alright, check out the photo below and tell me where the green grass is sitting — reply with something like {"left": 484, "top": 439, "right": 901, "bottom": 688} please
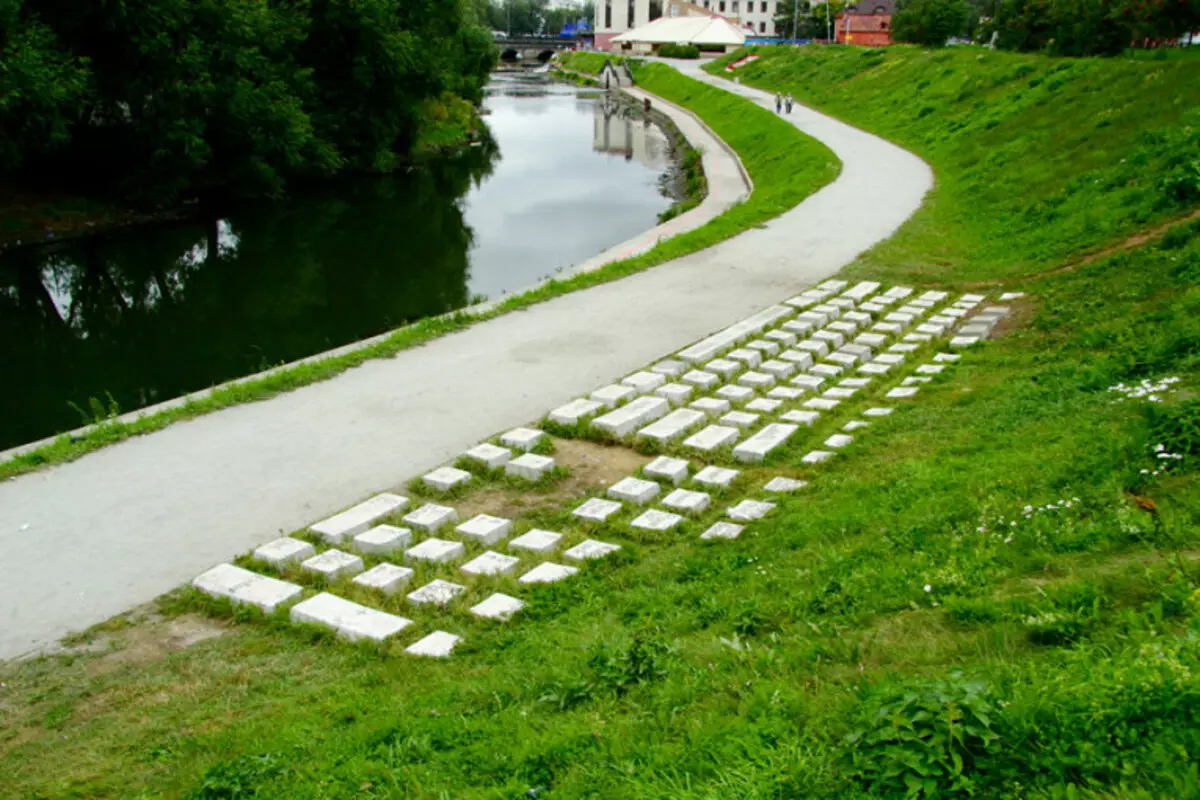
{"left": 0, "top": 62, "right": 837, "bottom": 481}
{"left": 4, "top": 48, "right": 1200, "bottom": 798}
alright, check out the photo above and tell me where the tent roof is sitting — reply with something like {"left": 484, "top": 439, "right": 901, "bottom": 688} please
{"left": 611, "top": 15, "right": 745, "bottom": 45}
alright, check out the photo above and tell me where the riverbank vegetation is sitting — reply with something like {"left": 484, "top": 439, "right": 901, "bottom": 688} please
{"left": 4, "top": 45, "right": 1200, "bottom": 798}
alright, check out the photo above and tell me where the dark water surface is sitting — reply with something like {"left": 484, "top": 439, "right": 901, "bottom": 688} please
{"left": 0, "top": 71, "right": 672, "bottom": 450}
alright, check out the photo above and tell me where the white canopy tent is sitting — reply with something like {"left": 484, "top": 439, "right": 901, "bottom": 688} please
{"left": 611, "top": 15, "right": 745, "bottom": 49}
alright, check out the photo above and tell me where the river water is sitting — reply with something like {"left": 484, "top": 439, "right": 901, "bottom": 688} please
{"left": 0, "top": 72, "right": 673, "bottom": 450}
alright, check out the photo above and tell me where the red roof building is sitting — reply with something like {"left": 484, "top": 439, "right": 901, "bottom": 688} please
{"left": 835, "top": 0, "right": 894, "bottom": 46}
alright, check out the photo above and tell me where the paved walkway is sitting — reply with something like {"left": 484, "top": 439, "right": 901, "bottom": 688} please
{"left": 0, "top": 62, "right": 932, "bottom": 660}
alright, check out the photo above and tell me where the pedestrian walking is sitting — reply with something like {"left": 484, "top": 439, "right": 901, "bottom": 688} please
{"left": 785, "top": 93, "right": 794, "bottom": 114}
{"left": 774, "top": 93, "right": 782, "bottom": 114}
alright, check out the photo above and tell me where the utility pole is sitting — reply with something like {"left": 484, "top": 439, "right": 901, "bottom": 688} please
{"left": 791, "top": 0, "right": 799, "bottom": 42}
{"left": 826, "top": 0, "right": 832, "bottom": 43}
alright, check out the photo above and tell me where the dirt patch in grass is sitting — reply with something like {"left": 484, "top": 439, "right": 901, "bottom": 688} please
{"left": 81, "top": 614, "right": 229, "bottom": 676}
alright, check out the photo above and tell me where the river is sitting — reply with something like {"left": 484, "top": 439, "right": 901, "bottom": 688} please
{"left": 0, "top": 71, "right": 674, "bottom": 451}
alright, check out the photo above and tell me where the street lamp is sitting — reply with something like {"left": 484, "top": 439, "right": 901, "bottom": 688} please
{"left": 791, "top": 0, "right": 799, "bottom": 43}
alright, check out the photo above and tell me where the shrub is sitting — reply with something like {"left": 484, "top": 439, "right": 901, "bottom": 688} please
{"left": 657, "top": 43, "right": 700, "bottom": 59}
{"left": 892, "top": 0, "right": 969, "bottom": 47}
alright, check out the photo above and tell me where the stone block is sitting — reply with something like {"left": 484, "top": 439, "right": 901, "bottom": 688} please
{"left": 456, "top": 514, "right": 513, "bottom": 545}
{"left": 403, "top": 503, "right": 458, "bottom": 533}
{"left": 548, "top": 399, "right": 603, "bottom": 427}
{"left": 564, "top": 540, "right": 622, "bottom": 561}
{"left": 407, "top": 579, "right": 465, "bottom": 607}
{"left": 803, "top": 397, "right": 840, "bottom": 411}
{"left": 737, "top": 371, "right": 775, "bottom": 391}
{"left": 855, "top": 332, "right": 888, "bottom": 348}
{"left": 655, "top": 382, "right": 693, "bottom": 407}
{"left": 790, "top": 374, "right": 825, "bottom": 392}
{"left": 889, "top": 343, "right": 919, "bottom": 353}
{"left": 819, "top": 279, "right": 849, "bottom": 291}
{"left": 827, "top": 352, "right": 859, "bottom": 369}
{"left": 677, "top": 305, "right": 793, "bottom": 363}
{"left": 765, "top": 477, "right": 807, "bottom": 492}
{"left": 721, "top": 410, "right": 760, "bottom": 429}
{"left": 977, "top": 305, "right": 1010, "bottom": 318}
{"left": 843, "top": 280, "right": 881, "bottom": 300}
{"left": 500, "top": 427, "right": 544, "bottom": 451}
{"left": 193, "top": 563, "right": 302, "bottom": 613}
{"left": 465, "top": 443, "right": 512, "bottom": 469}
{"left": 824, "top": 434, "right": 853, "bottom": 449}
{"left": 880, "top": 286, "right": 914, "bottom": 301}
{"left": 746, "top": 398, "right": 783, "bottom": 413}
{"left": 828, "top": 297, "right": 856, "bottom": 311}
{"left": 910, "top": 297, "right": 937, "bottom": 308}
{"left": 916, "top": 363, "right": 946, "bottom": 374}
{"left": 652, "top": 359, "right": 686, "bottom": 377}
{"left": 310, "top": 493, "right": 409, "bottom": 544}
{"left": 904, "top": 333, "right": 933, "bottom": 343}
{"left": 461, "top": 550, "right": 520, "bottom": 577}
{"left": 623, "top": 371, "right": 667, "bottom": 394}
{"left": 929, "top": 314, "right": 956, "bottom": 326}
{"left": 728, "top": 348, "right": 763, "bottom": 368}
{"left": 644, "top": 455, "right": 690, "bottom": 485}
{"left": 727, "top": 500, "right": 776, "bottom": 522}
{"left": 470, "top": 593, "right": 525, "bottom": 620}
{"left": 519, "top": 562, "right": 579, "bottom": 585}
{"left": 843, "top": 420, "right": 870, "bottom": 432}
{"left": 290, "top": 593, "right": 411, "bottom": 642}
{"left": 840, "top": 377, "right": 873, "bottom": 388}
{"left": 860, "top": 301, "right": 887, "bottom": 313}
{"left": 505, "top": 453, "right": 554, "bottom": 481}
{"left": 592, "top": 395, "right": 670, "bottom": 437}
{"left": 886, "top": 386, "right": 920, "bottom": 399}
{"left": 863, "top": 407, "right": 895, "bottom": 418}
{"left": 681, "top": 370, "right": 720, "bottom": 390}
{"left": 638, "top": 408, "right": 705, "bottom": 443}
{"left": 765, "top": 329, "right": 797, "bottom": 346}
{"left": 844, "top": 311, "right": 873, "bottom": 326}
{"left": 353, "top": 563, "right": 414, "bottom": 595}
{"left": 405, "top": 538, "right": 465, "bottom": 564}
{"left": 684, "top": 425, "right": 740, "bottom": 452}
{"left": 423, "top": 466, "right": 472, "bottom": 493}
{"left": 779, "top": 349, "right": 815, "bottom": 368}
{"left": 828, "top": 321, "right": 858, "bottom": 337}
{"left": 700, "top": 522, "right": 744, "bottom": 540}
{"left": 916, "top": 323, "right": 948, "bottom": 336}
{"left": 759, "top": 359, "right": 796, "bottom": 379}
{"left": 824, "top": 387, "right": 858, "bottom": 401}
{"left": 768, "top": 386, "right": 804, "bottom": 401}
{"left": 812, "top": 303, "right": 842, "bottom": 319}
{"left": 693, "top": 465, "right": 740, "bottom": 489}
{"left": 959, "top": 324, "right": 992, "bottom": 339}
{"left": 354, "top": 525, "right": 413, "bottom": 555}
{"left": 884, "top": 312, "right": 915, "bottom": 326}
{"left": 716, "top": 384, "right": 756, "bottom": 405}
{"left": 872, "top": 322, "right": 903, "bottom": 335}
{"left": 998, "top": 292, "right": 1024, "bottom": 301}
{"left": 573, "top": 497, "right": 623, "bottom": 522}
{"left": 810, "top": 363, "right": 843, "bottom": 378}
{"left": 943, "top": 306, "right": 969, "bottom": 319}
{"left": 508, "top": 529, "right": 562, "bottom": 553}
{"left": 876, "top": 352, "right": 906, "bottom": 365}
{"left": 607, "top": 476, "right": 661, "bottom": 505}
{"left": 747, "top": 340, "right": 781, "bottom": 357}
{"left": 661, "top": 488, "right": 711, "bottom": 514}
{"left": 781, "top": 409, "right": 820, "bottom": 426}
{"left": 903, "top": 376, "right": 932, "bottom": 386}
{"left": 302, "top": 549, "right": 365, "bottom": 580}
{"left": 801, "top": 450, "right": 835, "bottom": 464}
{"left": 405, "top": 631, "right": 460, "bottom": 658}
{"left": 733, "top": 423, "right": 799, "bottom": 463}
{"left": 858, "top": 362, "right": 892, "bottom": 375}
{"left": 254, "top": 537, "right": 315, "bottom": 569}
{"left": 690, "top": 397, "right": 732, "bottom": 418}
{"left": 704, "top": 358, "right": 742, "bottom": 378}
{"left": 933, "top": 352, "right": 962, "bottom": 363}
{"left": 591, "top": 383, "right": 636, "bottom": 408}
{"left": 897, "top": 304, "right": 928, "bottom": 317}
{"left": 630, "top": 509, "right": 683, "bottom": 532}
{"left": 782, "top": 319, "right": 815, "bottom": 336}
{"left": 949, "top": 336, "right": 980, "bottom": 348}
{"left": 797, "top": 339, "right": 829, "bottom": 358}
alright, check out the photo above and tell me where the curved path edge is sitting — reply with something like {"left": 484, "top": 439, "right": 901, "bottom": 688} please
{"left": 0, "top": 61, "right": 933, "bottom": 660}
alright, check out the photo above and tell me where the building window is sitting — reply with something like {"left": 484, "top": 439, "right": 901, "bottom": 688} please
{"left": 628, "top": 0, "right": 634, "bottom": 27}
{"left": 759, "top": 20, "right": 766, "bottom": 31}
{"left": 650, "top": 0, "right": 663, "bottom": 19}
{"left": 761, "top": 0, "right": 767, "bottom": 11}
{"left": 732, "top": 0, "right": 738, "bottom": 11}
{"left": 719, "top": 0, "right": 725, "bottom": 10}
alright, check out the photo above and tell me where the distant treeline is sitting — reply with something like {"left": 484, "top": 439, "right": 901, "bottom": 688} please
{"left": 0, "top": 0, "right": 498, "bottom": 204}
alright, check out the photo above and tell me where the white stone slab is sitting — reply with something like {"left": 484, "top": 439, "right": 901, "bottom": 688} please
{"left": 813, "top": 330, "right": 845, "bottom": 349}
{"left": 841, "top": 377, "right": 873, "bottom": 388}
{"left": 904, "top": 333, "right": 933, "bottom": 343}
{"left": 701, "top": 522, "right": 745, "bottom": 540}
{"left": 704, "top": 358, "right": 742, "bottom": 378}
{"left": 884, "top": 312, "right": 915, "bottom": 326}
{"left": 254, "top": 537, "right": 315, "bottom": 569}
{"left": 423, "top": 466, "right": 472, "bottom": 493}
{"left": 781, "top": 409, "right": 820, "bottom": 426}
{"left": 855, "top": 332, "right": 888, "bottom": 348}
{"left": 310, "top": 493, "right": 409, "bottom": 544}
{"left": 727, "top": 500, "right": 776, "bottom": 522}
{"left": 591, "top": 383, "right": 636, "bottom": 408}
{"left": 764, "top": 329, "right": 798, "bottom": 346}
{"left": 716, "top": 384, "right": 756, "bottom": 405}
{"left": 782, "top": 319, "right": 815, "bottom": 336}
{"left": 684, "top": 424, "right": 739, "bottom": 452}
{"left": 461, "top": 550, "right": 520, "bottom": 576}
{"left": 860, "top": 301, "right": 887, "bottom": 313}
{"left": 843, "top": 420, "right": 870, "bottom": 432}
{"left": 747, "top": 340, "right": 782, "bottom": 358}
{"left": 889, "top": 343, "right": 920, "bottom": 353}
{"left": 506, "top": 453, "right": 555, "bottom": 481}
{"left": 765, "top": 477, "right": 807, "bottom": 492}
{"left": 886, "top": 386, "right": 920, "bottom": 399}
{"left": 801, "top": 450, "right": 835, "bottom": 464}
{"left": 638, "top": 408, "right": 705, "bottom": 443}
{"left": 933, "top": 352, "right": 962, "bottom": 363}
{"left": 797, "top": 339, "right": 829, "bottom": 358}
{"left": 790, "top": 374, "right": 825, "bottom": 391}
{"left": 456, "top": 514, "right": 513, "bottom": 545}
{"left": 302, "top": 549, "right": 365, "bottom": 580}
{"left": 746, "top": 398, "right": 783, "bottom": 413}
{"left": 812, "top": 303, "right": 842, "bottom": 319}
{"left": 661, "top": 488, "right": 711, "bottom": 514}
{"left": 500, "top": 427, "right": 544, "bottom": 451}
{"left": 863, "top": 407, "right": 895, "bottom": 417}
{"left": 876, "top": 352, "right": 906, "bottom": 365}
{"left": 778, "top": 349, "right": 816, "bottom": 369}
{"left": 844, "top": 311, "right": 873, "bottom": 326}
{"left": 407, "top": 579, "right": 465, "bottom": 606}
{"left": 644, "top": 455, "right": 690, "bottom": 485}
{"left": 405, "top": 630, "right": 460, "bottom": 658}
{"left": 768, "top": 386, "right": 804, "bottom": 401}
{"left": 759, "top": 359, "right": 796, "bottom": 379}
{"left": 630, "top": 509, "right": 683, "bottom": 532}
{"left": 823, "top": 387, "right": 857, "bottom": 400}
{"left": 881, "top": 286, "right": 914, "bottom": 301}
{"left": 998, "top": 292, "right": 1024, "bottom": 301}
{"left": 354, "top": 524, "right": 413, "bottom": 555}
{"left": 519, "top": 562, "right": 579, "bottom": 584}
{"left": 690, "top": 396, "right": 731, "bottom": 418}
{"left": 828, "top": 321, "right": 858, "bottom": 337}
{"left": 949, "top": 336, "right": 981, "bottom": 348}
{"left": 828, "top": 298, "right": 856, "bottom": 311}
{"left": 843, "top": 280, "right": 880, "bottom": 300}
{"left": 721, "top": 410, "right": 760, "bottom": 430}
{"left": 827, "top": 351, "right": 859, "bottom": 369}
{"left": 728, "top": 348, "right": 763, "bottom": 368}
{"left": 564, "top": 540, "right": 622, "bottom": 561}
{"left": 608, "top": 476, "right": 661, "bottom": 505}
{"left": 592, "top": 395, "right": 669, "bottom": 437}
{"left": 291, "top": 593, "right": 411, "bottom": 642}
{"left": 405, "top": 538, "right": 465, "bottom": 564}
{"left": 623, "top": 371, "right": 667, "bottom": 394}
{"left": 873, "top": 322, "right": 903, "bottom": 335}
{"left": 825, "top": 434, "right": 853, "bottom": 449}
{"left": 676, "top": 305, "right": 793, "bottom": 363}
{"left": 693, "top": 465, "right": 740, "bottom": 489}
{"left": 403, "top": 503, "right": 458, "bottom": 533}
{"left": 353, "top": 563, "right": 414, "bottom": 595}
{"left": 810, "top": 363, "right": 843, "bottom": 378}
{"left": 508, "top": 529, "right": 562, "bottom": 553}
{"left": 470, "top": 593, "right": 525, "bottom": 620}
{"left": 652, "top": 359, "right": 686, "bottom": 377}
{"left": 573, "top": 497, "right": 623, "bottom": 522}
{"left": 858, "top": 362, "right": 892, "bottom": 375}
{"left": 193, "top": 563, "right": 302, "bottom": 613}
{"left": 681, "top": 370, "right": 720, "bottom": 390}
{"left": 733, "top": 423, "right": 798, "bottom": 463}
{"left": 903, "top": 376, "right": 933, "bottom": 386}
{"left": 548, "top": 399, "right": 603, "bottom": 427}
{"left": 465, "top": 442, "right": 512, "bottom": 469}
{"left": 803, "top": 397, "right": 840, "bottom": 411}
{"left": 655, "top": 382, "right": 693, "bottom": 407}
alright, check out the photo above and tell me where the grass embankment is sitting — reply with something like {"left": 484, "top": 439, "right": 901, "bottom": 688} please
{"left": 5, "top": 48, "right": 1200, "bottom": 798}
{"left": 0, "top": 62, "right": 837, "bottom": 480}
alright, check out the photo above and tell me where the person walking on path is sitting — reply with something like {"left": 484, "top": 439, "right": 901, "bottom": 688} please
{"left": 774, "top": 93, "right": 782, "bottom": 114}
{"left": 785, "top": 93, "right": 794, "bottom": 114}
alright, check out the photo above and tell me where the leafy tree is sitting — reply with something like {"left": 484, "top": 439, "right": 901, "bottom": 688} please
{"left": 776, "top": 0, "right": 845, "bottom": 39}
{"left": 1112, "top": 0, "right": 1200, "bottom": 43}
{"left": 892, "top": 0, "right": 969, "bottom": 45}
{"left": 989, "top": 0, "right": 1130, "bottom": 56}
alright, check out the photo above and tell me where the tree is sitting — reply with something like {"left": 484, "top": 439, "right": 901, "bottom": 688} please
{"left": 776, "top": 0, "right": 845, "bottom": 39}
{"left": 892, "top": 0, "right": 969, "bottom": 45}
{"left": 988, "top": 0, "right": 1130, "bottom": 55}
{"left": 1112, "top": 0, "right": 1200, "bottom": 43}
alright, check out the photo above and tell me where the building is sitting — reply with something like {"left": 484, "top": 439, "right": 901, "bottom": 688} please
{"left": 611, "top": 15, "right": 746, "bottom": 53}
{"left": 835, "top": 0, "right": 894, "bottom": 46}
{"left": 596, "top": 0, "right": 781, "bottom": 50}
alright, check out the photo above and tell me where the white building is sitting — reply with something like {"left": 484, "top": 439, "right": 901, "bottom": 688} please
{"left": 595, "top": 0, "right": 780, "bottom": 50}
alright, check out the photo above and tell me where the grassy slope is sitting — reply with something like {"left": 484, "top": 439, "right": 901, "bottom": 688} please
{"left": 0, "top": 62, "right": 836, "bottom": 481}
{"left": 4, "top": 50, "right": 1200, "bottom": 799}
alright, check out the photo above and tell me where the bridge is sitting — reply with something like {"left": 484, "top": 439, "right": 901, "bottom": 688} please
{"left": 497, "top": 36, "right": 580, "bottom": 63}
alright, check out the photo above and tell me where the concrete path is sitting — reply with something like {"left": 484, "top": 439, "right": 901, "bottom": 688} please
{"left": 0, "top": 62, "right": 932, "bottom": 660}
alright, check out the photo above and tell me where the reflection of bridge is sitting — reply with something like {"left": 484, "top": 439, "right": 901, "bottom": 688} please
{"left": 592, "top": 95, "right": 668, "bottom": 169}
{"left": 498, "top": 37, "right": 578, "bottom": 63}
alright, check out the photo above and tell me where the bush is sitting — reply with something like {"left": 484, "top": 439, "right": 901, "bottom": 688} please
{"left": 892, "top": 0, "right": 968, "bottom": 47}
{"left": 657, "top": 43, "right": 700, "bottom": 59}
